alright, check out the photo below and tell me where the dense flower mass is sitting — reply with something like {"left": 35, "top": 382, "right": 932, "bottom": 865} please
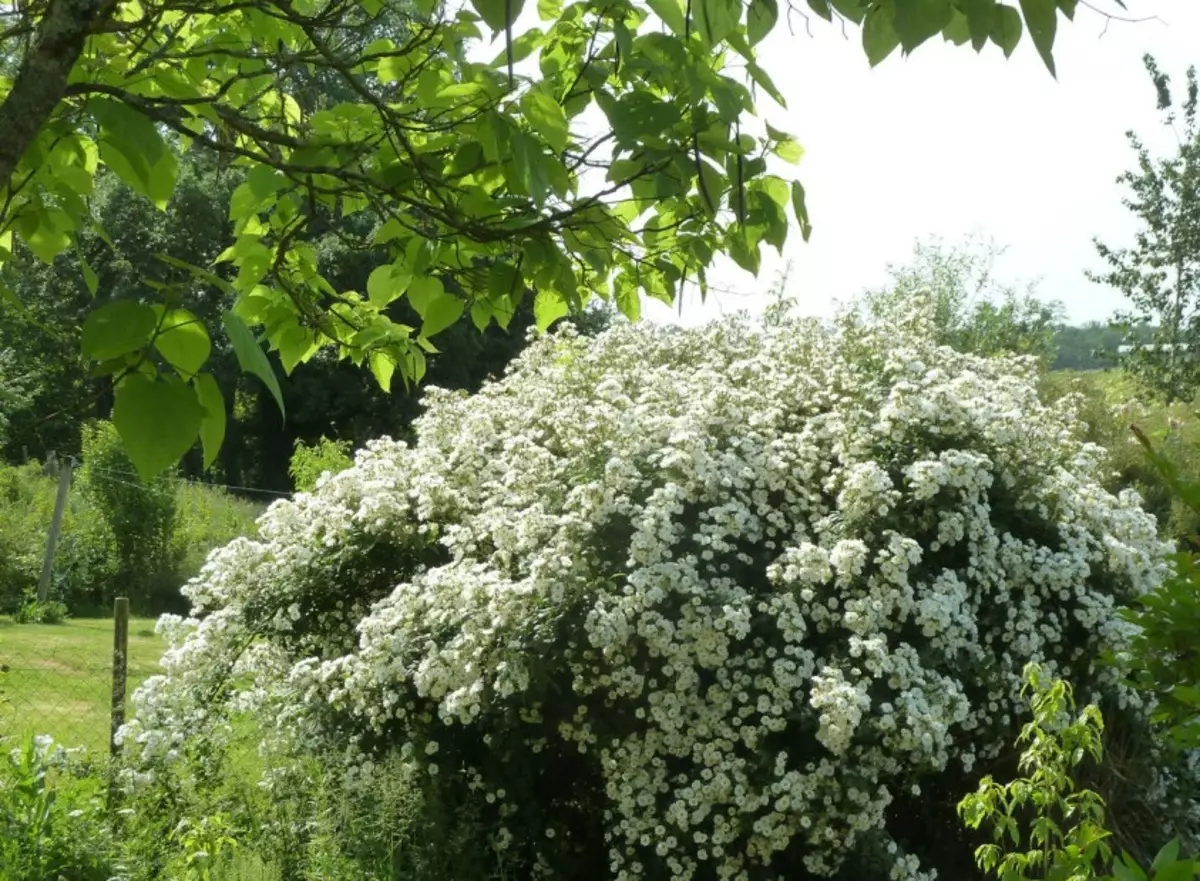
{"left": 121, "top": 297, "right": 1173, "bottom": 881}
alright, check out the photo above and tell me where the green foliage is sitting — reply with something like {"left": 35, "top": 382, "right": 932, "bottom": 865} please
{"left": 0, "top": 735, "right": 119, "bottom": 881}
{"left": 11, "top": 593, "right": 69, "bottom": 625}
{"left": 856, "top": 234, "right": 1065, "bottom": 363}
{"left": 958, "top": 664, "right": 1195, "bottom": 881}
{"left": 78, "top": 421, "right": 179, "bottom": 611}
{"left": 1051, "top": 323, "right": 1131, "bottom": 372}
{"left": 1038, "top": 369, "right": 1200, "bottom": 547}
{"left": 289, "top": 436, "right": 354, "bottom": 493}
{"left": 1090, "top": 55, "right": 1200, "bottom": 403}
{"left": 958, "top": 663, "right": 1112, "bottom": 881}
{"left": 1118, "top": 428, "right": 1200, "bottom": 754}
{"left": 0, "top": 461, "right": 109, "bottom": 615}
{"left": 0, "top": 0, "right": 1082, "bottom": 480}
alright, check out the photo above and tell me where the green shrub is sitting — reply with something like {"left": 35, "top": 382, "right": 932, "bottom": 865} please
{"left": 78, "top": 421, "right": 179, "bottom": 612}
{"left": 170, "top": 483, "right": 264, "bottom": 586}
{"left": 0, "top": 735, "right": 118, "bottom": 880}
{"left": 1040, "top": 369, "right": 1200, "bottom": 546}
{"left": 126, "top": 305, "right": 1177, "bottom": 881}
{"left": 11, "top": 592, "right": 69, "bottom": 624}
{"left": 289, "top": 436, "right": 354, "bottom": 493}
{"left": 0, "top": 461, "right": 114, "bottom": 615}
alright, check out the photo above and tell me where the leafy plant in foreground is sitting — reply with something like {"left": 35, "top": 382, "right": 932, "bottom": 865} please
{"left": 958, "top": 663, "right": 1196, "bottom": 881}
{"left": 0, "top": 735, "right": 117, "bottom": 881}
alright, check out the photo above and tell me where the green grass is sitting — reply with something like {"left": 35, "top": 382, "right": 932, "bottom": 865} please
{"left": 0, "top": 615, "right": 162, "bottom": 753}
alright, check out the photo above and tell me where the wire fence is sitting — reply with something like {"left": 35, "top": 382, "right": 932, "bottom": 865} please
{"left": 0, "top": 599, "right": 140, "bottom": 757}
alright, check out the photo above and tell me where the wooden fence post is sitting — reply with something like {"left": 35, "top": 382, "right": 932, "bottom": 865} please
{"left": 108, "top": 597, "right": 129, "bottom": 806}
{"left": 37, "top": 455, "right": 73, "bottom": 603}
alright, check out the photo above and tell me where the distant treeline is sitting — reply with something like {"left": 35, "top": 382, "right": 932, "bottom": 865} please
{"left": 1050, "top": 323, "right": 1155, "bottom": 371}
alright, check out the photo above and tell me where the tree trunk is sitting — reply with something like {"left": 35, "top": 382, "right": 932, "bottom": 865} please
{"left": 0, "top": 0, "right": 118, "bottom": 185}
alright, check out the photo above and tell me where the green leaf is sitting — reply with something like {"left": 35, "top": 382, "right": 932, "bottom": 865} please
{"left": 772, "top": 134, "right": 804, "bottom": 164}
{"left": 222, "top": 311, "right": 285, "bottom": 417}
{"left": 961, "top": 0, "right": 998, "bottom": 50}
{"left": 863, "top": 4, "right": 901, "bottom": 65}
{"left": 79, "top": 256, "right": 99, "bottom": 295}
{"left": 369, "top": 350, "right": 395, "bottom": 392}
{"left": 534, "top": 288, "right": 569, "bottom": 331}
{"left": 537, "top": 0, "right": 562, "bottom": 19}
{"left": 830, "top": 0, "right": 867, "bottom": 22}
{"left": 422, "top": 294, "right": 466, "bottom": 338}
{"left": 510, "top": 132, "right": 552, "bottom": 207}
{"left": 408, "top": 277, "right": 445, "bottom": 318}
{"left": 471, "top": 0, "right": 525, "bottom": 31}
{"left": 367, "top": 263, "right": 411, "bottom": 308}
{"left": 193, "top": 373, "right": 226, "bottom": 470}
{"left": 748, "top": 0, "right": 778, "bottom": 44}
{"left": 991, "top": 3, "right": 1022, "bottom": 56}
{"left": 1152, "top": 861, "right": 1193, "bottom": 881}
{"left": 791, "top": 180, "right": 812, "bottom": 241}
{"left": 646, "top": 0, "right": 687, "bottom": 33}
{"left": 892, "top": 0, "right": 954, "bottom": 52}
{"left": 942, "top": 10, "right": 972, "bottom": 44}
{"left": 88, "top": 98, "right": 173, "bottom": 208}
{"left": 82, "top": 300, "right": 158, "bottom": 360}
{"left": 695, "top": 0, "right": 739, "bottom": 46}
{"left": 520, "top": 86, "right": 570, "bottom": 153}
{"left": 1018, "top": 0, "right": 1057, "bottom": 75}
{"left": 1152, "top": 839, "right": 1181, "bottom": 874}
{"left": 16, "top": 207, "right": 73, "bottom": 264}
{"left": 112, "top": 374, "right": 203, "bottom": 481}
{"left": 806, "top": 0, "right": 833, "bottom": 21}
{"left": 153, "top": 308, "right": 211, "bottom": 377}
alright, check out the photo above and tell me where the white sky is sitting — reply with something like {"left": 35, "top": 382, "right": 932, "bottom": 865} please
{"left": 636, "top": 0, "right": 1200, "bottom": 328}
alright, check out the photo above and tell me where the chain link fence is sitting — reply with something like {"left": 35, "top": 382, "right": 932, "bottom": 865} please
{"left": 0, "top": 600, "right": 146, "bottom": 756}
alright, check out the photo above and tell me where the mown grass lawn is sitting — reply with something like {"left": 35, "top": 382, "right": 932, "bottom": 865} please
{"left": 0, "top": 615, "right": 162, "bottom": 753}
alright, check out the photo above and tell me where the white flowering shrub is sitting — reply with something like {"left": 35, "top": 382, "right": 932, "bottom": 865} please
{"left": 121, "top": 298, "right": 1174, "bottom": 881}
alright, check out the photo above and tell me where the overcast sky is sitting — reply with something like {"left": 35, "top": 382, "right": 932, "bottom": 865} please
{"left": 633, "top": 0, "right": 1200, "bottom": 328}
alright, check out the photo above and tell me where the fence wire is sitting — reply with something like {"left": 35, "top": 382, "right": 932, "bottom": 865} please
{"left": 0, "top": 611, "right": 155, "bottom": 756}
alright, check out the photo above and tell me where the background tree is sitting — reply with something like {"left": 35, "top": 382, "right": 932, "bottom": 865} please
{"left": 0, "top": 0, "right": 1092, "bottom": 478}
{"left": 853, "top": 234, "right": 1065, "bottom": 363}
{"left": 1091, "top": 54, "right": 1200, "bottom": 402}
{"left": 1049, "top": 321, "right": 1127, "bottom": 371}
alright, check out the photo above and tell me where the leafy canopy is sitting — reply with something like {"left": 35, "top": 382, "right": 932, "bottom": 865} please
{"left": 0, "top": 0, "right": 1085, "bottom": 479}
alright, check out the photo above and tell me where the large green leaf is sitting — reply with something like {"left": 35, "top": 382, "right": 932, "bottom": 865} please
{"left": 520, "top": 86, "right": 570, "bottom": 153}
{"left": 153, "top": 307, "right": 211, "bottom": 377}
{"left": 113, "top": 374, "right": 203, "bottom": 481}
{"left": 82, "top": 300, "right": 158, "bottom": 360}
{"left": 791, "top": 180, "right": 813, "bottom": 242}
{"left": 422, "top": 293, "right": 466, "bottom": 338}
{"left": 960, "top": 0, "right": 999, "bottom": 50}
{"left": 646, "top": 0, "right": 687, "bottom": 33}
{"left": 471, "top": 0, "right": 525, "bottom": 31}
{"left": 1018, "top": 0, "right": 1057, "bottom": 75}
{"left": 694, "top": 0, "right": 739, "bottom": 46}
{"left": 407, "top": 277, "right": 444, "bottom": 318}
{"left": 193, "top": 373, "right": 226, "bottom": 470}
{"left": 534, "top": 288, "right": 569, "bottom": 331}
{"left": 892, "top": 0, "right": 954, "bottom": 53}
{"left": 863, "top": 4, "right": 901, "bottom": 65}
{"left": 991, "top": 3, "right": 1022, "bottom": 56}
{"left": 222, "top": 311, "right": 285, "bottom": 416}
{"left": 747, "top": 0, "right": 778, "bottom": 44}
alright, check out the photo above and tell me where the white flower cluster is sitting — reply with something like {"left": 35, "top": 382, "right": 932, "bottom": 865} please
{"left": 121, "top": 295, "right": 1172, "bottom": 881}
